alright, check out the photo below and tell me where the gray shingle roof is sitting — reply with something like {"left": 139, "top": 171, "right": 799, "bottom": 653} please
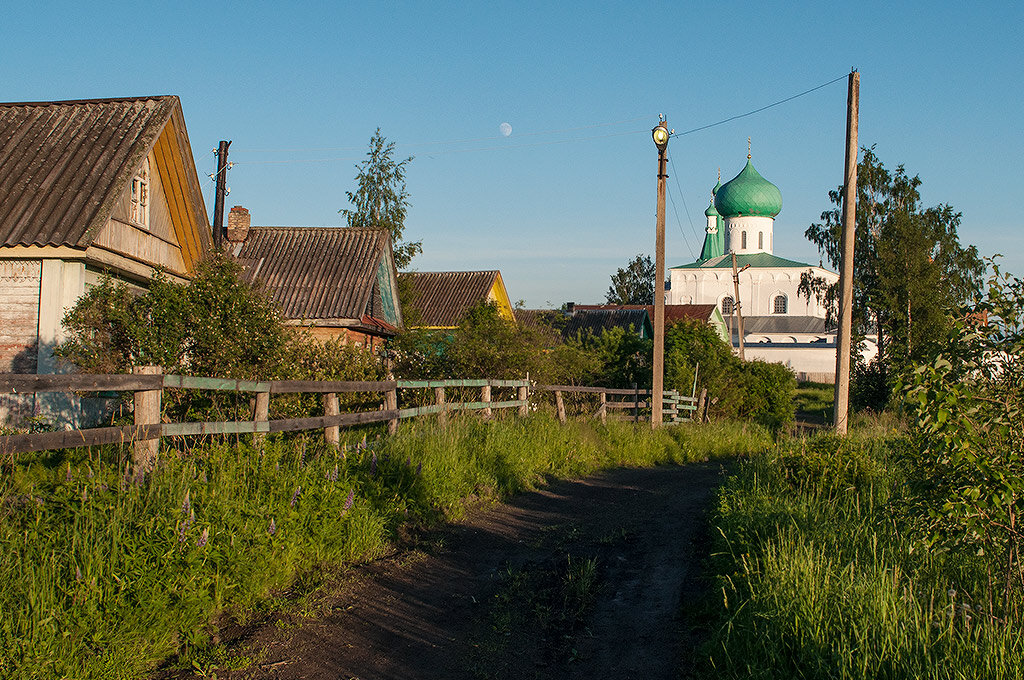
{"left": 236, "top": 227, "right": 398, "bottom": 327}
{"left": 401, "top": 271, "right": 500, "bottom": 327}
{"left": 0, "top": 96, "right": 181, "bottom": 248}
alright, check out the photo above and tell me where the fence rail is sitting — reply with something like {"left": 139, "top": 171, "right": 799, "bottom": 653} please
{"left": 1, "top": 372, "right": 703, "bottom": 461}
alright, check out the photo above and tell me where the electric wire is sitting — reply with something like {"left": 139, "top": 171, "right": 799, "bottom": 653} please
{"left": 666, "top": 149, "right": 702, "bottom": 249}
{"left": 228, "top": 73, "right": 847, "bottom": 166}
{"left": 665, "top": 181, "right": 695, "bottom": 262}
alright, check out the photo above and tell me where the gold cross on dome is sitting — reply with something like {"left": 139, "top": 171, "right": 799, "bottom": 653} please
{"left": 747, "top": 137, "right": 752, "bottom": 159}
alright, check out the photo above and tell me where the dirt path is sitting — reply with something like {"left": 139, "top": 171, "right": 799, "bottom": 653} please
{"left": 210, "top": 462, "right": 725, "bottom": 680}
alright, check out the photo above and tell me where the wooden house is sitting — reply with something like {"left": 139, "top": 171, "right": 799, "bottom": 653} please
{"left": 401, "top": 270, "right": 514, "bottom": 329}
{"left": 228, "top": 211, "right": 402, "bottom": 350}
{"left": 573, "top": 304, "right": 729, "bottom": 343}
{"left": 0, "top": 96, "right": 211, "bottom": 425}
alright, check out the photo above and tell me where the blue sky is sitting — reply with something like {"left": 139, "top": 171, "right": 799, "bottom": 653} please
{"left": 4, "top": 1, "right": 1021, "bottom": 307}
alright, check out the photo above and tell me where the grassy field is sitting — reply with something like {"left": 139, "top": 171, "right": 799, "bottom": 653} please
{"left": 0, "top": 415, "right": 770, "bottom": 679}
{"left": 702, "top": 428, "right": 1024, "bottom": 679}
{"left": 793, "top": 381, "right": 834, "bottom": 425}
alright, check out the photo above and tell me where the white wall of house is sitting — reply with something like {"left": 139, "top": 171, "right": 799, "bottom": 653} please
{"left": 669, "top": 266, "right": 837, "bottom": 318}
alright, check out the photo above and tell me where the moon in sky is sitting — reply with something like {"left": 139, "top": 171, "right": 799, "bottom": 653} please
{"left": 499, "top": 122, "right": 513, "bottom": 137}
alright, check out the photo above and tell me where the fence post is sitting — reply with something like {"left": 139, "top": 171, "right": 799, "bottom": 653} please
{"left": 555, "top": 390, "right": 567, "bottom": 425}
{"left": 481, "top": 383, "right": 492, "bottom": 420}
{"left": 385, "top": 386, "right": 398, "bottom": 435}
{"left": 253, "top": 390, "right": 269, "bottom": 447}
{"left": 132, "top": 365, "right": 162, "bottom": 473}
{"left": 518, "top": 382, "right": 528, "bottom": 418}
{"left": 324, "top": 392, "right": 340, "bottom": 446}
{"left": 598, "top": 390, "right": 607, "bottom": 424}
{"left": 696, "top": 388, "right": 707, "bottom": 424}
{"left": 435, "top": 386, "right": 447, "bottom": 427}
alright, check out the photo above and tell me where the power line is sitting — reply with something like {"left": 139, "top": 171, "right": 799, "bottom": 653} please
{"left": 667, "top": 149, "right": 702, "bottom": 248}
{"left": 231, "top": 73, "right": 848, "bottom": 165}
{"left": 673, "top": 73, "right": 848, "bottom": 138}
{"left": 665, "top": 181, "right": 695, "bottom": 262}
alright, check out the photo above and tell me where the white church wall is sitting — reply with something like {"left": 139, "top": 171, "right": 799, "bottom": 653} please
{"left": 725, "top": 215, "right": 774, "bottom": 254}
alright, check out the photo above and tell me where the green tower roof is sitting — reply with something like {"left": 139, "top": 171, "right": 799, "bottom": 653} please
{"left": 714, "top": 159, "right": 782, "bottom": 218}
{"left": 704, "top": 199, "right": 719, "bottom": 218}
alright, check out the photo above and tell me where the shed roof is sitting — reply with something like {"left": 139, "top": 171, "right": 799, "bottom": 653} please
{"left": 574, "top": 304, "right": 719, "bottom": 325}
{"left": 402, "top": 270, "right": 503, "bottom": 328}
{"left": 236, "top": 227, "right": 398, "bottom": 327}
{"left": 563, "top": 308, "right": 652, "bottom": 339}
{"left": 730, "top": 315, "right": 833, "bottom": 335}
{"left": 0, "top": 96, "right": 186, "bottom": 248}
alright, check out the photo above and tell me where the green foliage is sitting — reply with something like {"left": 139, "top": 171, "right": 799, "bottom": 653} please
{"left": 705, "top": 432, "right": 1024, "bottom": 679}
{"left": 802, "top": 146, "right": 985, "bottom": 409}
{"left": 57, "top": 254, "right": 290, "bottom": 380}
{"left": 340, "top": 128, "right": 421, "bottom": 270}
{"left": 902, "top": 262, "right": 1024, "bottom": 598}
{"left": 0, "top": 418, "right": 756, "bottom": 679}
{"left": 605, "top": 253, "right": 655, "bottom": 305}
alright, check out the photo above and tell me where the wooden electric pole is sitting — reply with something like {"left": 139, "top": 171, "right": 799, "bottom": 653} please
{"left": 731, "top": 253, "right": 748, "bottom": 361}
{"left": 833, "top": 70, "right": 860, "bottom": 434}
{"left": 651, "top": 119, "right": 670, "bottom": 429}
{"left": 212, "top": 140, "right": 231, "bottom": 249}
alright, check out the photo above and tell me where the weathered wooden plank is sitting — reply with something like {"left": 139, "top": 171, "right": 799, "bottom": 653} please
{"left": 162, "top": 421, "right": 270, "bottom": 436}
{"left": 270, "top": 380, "right": 396, "bottom": 394}
{"left": 0, "top": 373, "right": 162, "bottom": 393}
{"left": 163, "top": 375, "right": 270, "bottom": 392}
{"left": 0, "top": 424, "right": 161, "bottom": 456}
{"left": 269, "top": 409, "right": 400, "bottom": 433}
{"left": 397, "top": 379, "right": 528, "bottom": 389}
{"left": 605, "top": 401, "right": 650, "bottom": 410}
{"left": 535, "top": 385, "right": 608, "bottom": 394}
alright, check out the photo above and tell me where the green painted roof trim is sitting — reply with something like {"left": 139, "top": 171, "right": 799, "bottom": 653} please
{"left": 672, "top": 252, "right": 819, "bottom": 270}
{"left": 714, "top": 159, "right": 782, "bottom": 218}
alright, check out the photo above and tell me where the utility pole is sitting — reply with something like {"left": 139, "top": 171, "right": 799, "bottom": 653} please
{"left": 212, "top": 140, "right": 232, "bottom": 248}
{"left": 833, "top": 70, "right": 860, "bottom": 435}
{"left": 651, "top": 119, "right": 671, "bottom": 429}
{"left": 731, "top": 253, "right": 749, "bottom": 361}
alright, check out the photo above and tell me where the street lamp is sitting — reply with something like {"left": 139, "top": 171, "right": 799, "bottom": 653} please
{"left": 651, "top": 118, "right": 671, "bottom": 428}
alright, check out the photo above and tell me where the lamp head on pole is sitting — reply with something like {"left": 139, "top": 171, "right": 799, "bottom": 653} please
{"left": 652, "top": 120, "right": 670, "bottom": 152}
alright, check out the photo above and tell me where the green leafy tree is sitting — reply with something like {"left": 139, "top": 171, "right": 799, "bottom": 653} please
{"left": 605, "top": 254, "right": 655, "bottom": 305}
{"left": 903, "top": 262, "right": 1024, "bottom": 604}
{"left": 802, "top": 146, "right": 984, "bottom": 405}
{"left": 340, "top": 128, "right": 421, "bottom": 269}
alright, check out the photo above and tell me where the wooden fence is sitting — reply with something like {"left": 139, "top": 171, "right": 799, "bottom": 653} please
{"left": 535, "top": 385, "right": 702, "bottom": 425}
{"left": 0, "top": 372, "right": 528, "bottom": 465}
{"left": 0, "top": 372, "right": 703, "bottom": 463}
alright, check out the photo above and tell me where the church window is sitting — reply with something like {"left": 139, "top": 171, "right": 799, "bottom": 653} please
{"left": 773, "top": 295, "right": 788, "bottom": 314}
{"left": 758, "top": 232, "right": 763, "bottom": 249}
{"left": 741, "top": 231, "right": 747, "bottom": 249}
{"left": 721, "top": 296, "right": 735, "bottom": 315}
{"left": 129, "top": 158, "right": 150, "bottom": 229}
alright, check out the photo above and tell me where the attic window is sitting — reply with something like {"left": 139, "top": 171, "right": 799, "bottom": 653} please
{"left": 129, "top": 158, "right": 150, "bottom": 228}
{"left": 773, "top": 295, "right": 788, "bottom": 314}
{"left": 721, "top": 296, "right": 735, "bottom": 315}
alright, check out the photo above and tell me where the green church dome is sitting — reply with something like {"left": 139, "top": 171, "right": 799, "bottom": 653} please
{"left": 714, "top": 160, "right": 782, "bottom": 218}
{"left": 704, "top": 200, "right": 719, "bottom": 217}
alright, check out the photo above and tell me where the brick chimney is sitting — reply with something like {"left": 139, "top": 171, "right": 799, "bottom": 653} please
{"left": 226, "top": 206, "right": 250, "bottom": 243}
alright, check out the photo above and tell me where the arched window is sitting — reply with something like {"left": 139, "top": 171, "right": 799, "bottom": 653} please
{"left": 773, "top": 294, "right": 788, "bottom": 314}
{"left": 741, "top": 231, "right": 747, "bottom": 249}
{"left": 758, "top": 232, "right": 763, "bottom": 249}
{"left": 721, "top": 296, "right": 735, "bottom": 315}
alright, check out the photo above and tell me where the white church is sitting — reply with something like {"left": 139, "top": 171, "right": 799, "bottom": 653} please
{"left": 668, "top": 152, "right": 873, "bottom": 383}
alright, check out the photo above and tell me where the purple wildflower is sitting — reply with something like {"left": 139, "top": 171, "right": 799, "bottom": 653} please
{"left": 290, "top": 486, "right": 302, "bottom": 507}
{"left": 197, "top": 528, "right": 209, "bottom": 548}
{"left": 268, "top": 518, "right": 276, "bottom": 536}
{"left": 75, "top": 565, "right": 82, "bottom": 582}
{"left": 342, "top": 489, "right": 354, "bottom": 514}
{"left": 416, "top": 462, "right": 422, "bottom": 477}
{"left": 181, "top": 490, "right": 191, "bottom": 515}
{"left": 331, "top": 464, "right": 339, "bottom": 482}
{"left": 406, "top": 457, "right": 412, "bottom": 468}
{"left": 65, "top": 465, "right": 72, "bottom": 482}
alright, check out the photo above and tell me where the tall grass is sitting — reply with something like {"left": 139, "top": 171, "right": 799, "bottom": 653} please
{"left": 705, "top": 432, "right": 1024, "bottom": 679}
{"left": 0, "top": 415, "right": 765, "bottom": 679}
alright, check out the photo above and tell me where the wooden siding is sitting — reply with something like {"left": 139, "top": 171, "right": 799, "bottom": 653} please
{"left": 0, "top": 260, "right": 40, "bottom": 373}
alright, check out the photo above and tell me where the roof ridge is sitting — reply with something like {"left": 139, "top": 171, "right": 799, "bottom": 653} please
{"left": 0, "top": 95, "right": 177, "bottom": 107}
